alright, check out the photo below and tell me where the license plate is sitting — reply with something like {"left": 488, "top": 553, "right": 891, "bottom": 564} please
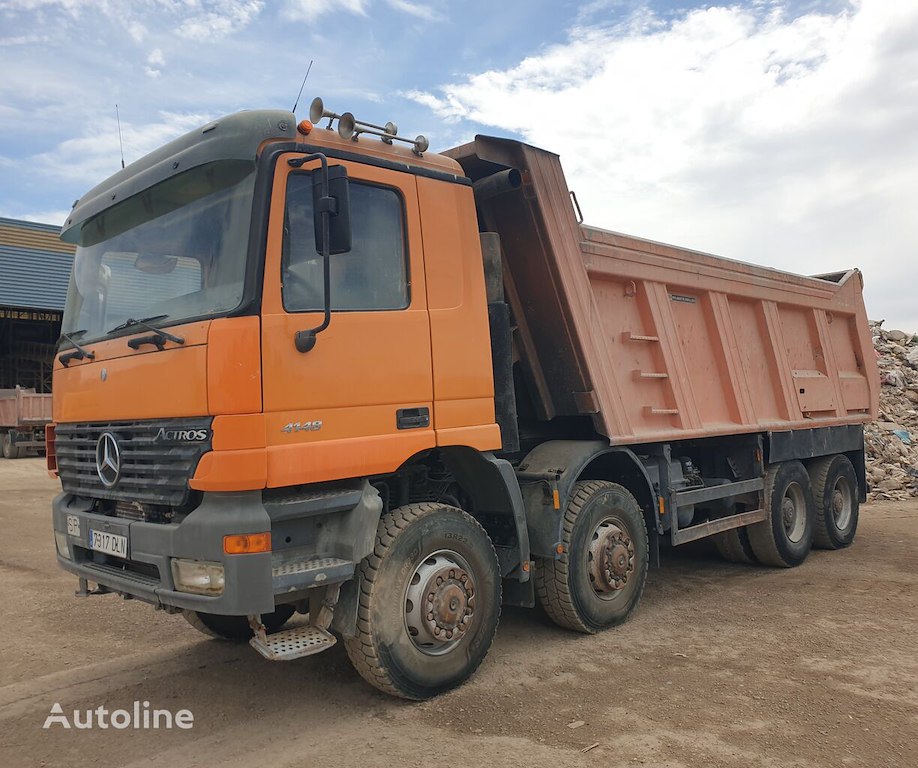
{"left": 89, "top": 530, "right": 128, "bottom": 558}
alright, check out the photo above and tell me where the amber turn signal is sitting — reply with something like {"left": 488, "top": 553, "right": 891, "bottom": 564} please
{"left": 223, "top": 532, "right": 271, "bottom": 554}
{"left": 297, "top": 119, "right": 313, "bottom": 136}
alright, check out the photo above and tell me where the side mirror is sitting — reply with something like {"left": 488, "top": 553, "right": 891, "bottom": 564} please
{"left": 313, "top": 165, "right": 351, "bottom": 256}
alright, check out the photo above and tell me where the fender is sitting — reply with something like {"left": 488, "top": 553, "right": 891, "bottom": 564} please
{"left": 440, "top": 446, "right": 531, "bottom": 583}
{"left": 516, "top": 440, "right": 656, "bottom": 559}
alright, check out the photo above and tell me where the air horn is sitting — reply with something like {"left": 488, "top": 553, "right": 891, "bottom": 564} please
{"left": 308, "top": 97, "right": 429, "bottom": 156}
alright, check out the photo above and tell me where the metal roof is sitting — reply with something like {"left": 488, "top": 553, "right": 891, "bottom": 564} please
{"left": 0, "top": 217, "right": 74, "bottom": 311}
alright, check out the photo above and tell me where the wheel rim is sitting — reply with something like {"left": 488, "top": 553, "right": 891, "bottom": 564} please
{"left": 781, "top": 482, "right": 807, "bottom": 543}
{"left": 587, "top": 516, "right": 635, "bottom": 600}
{"left": 404, "top": 549, "right": 476, "bottom": 656}
{"left": 831, "top": 476, "right": 854, "bottom": 530}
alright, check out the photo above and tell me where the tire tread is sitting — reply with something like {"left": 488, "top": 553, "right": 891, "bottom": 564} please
{"left": 809, "top": 456, "right": 836, "bottom": 549}
{"left": 714, "top": 526, "right": 757, "bottom": 564}
{"left": 533, "top": 480, "right": 647, "bottom": 634}
{"left": 748, "top": 464, "right": 788, "bottom": 567}
{"left": 343, "top": 502, "right": 500, "bottom": 700}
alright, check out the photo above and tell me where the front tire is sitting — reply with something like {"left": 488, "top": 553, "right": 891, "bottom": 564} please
{"left": 183, "top": 604, "right": 296, "bottom": 640}
{"left": 1, "top": 433, "right": 20, "bottom": 459}
{"left": 344, "top": 503, "right": 501, "bottom": 700}
{"left": 809, "top": 455, "right": 859, "bottom": 549}
{"left": 747, "top": 461, "right": 815, "bottom": 567}
{"left": 534, "top": 480, "right": 649, "bottom": 634}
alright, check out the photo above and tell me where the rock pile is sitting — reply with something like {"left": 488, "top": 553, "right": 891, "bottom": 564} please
{"left": 866, "top": 322, "right": 918, "bottom": 500}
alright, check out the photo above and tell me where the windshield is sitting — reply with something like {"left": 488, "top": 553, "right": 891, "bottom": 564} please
{"left": 61, "top": 159, "right": 256, "bottom": 342}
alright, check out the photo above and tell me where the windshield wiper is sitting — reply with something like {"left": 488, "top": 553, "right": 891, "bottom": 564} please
{"left": 110, "top": 316, "right": 186, "bottom": 350}
{"left": 107, "top": 315, "right": 169, "bottom": 334}
{"left": 57, "top": 331, "right": 95, "bottom": 367}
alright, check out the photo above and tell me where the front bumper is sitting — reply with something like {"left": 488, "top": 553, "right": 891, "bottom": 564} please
{"left": 51, "top": 481, "right": 380, "bottom": 616}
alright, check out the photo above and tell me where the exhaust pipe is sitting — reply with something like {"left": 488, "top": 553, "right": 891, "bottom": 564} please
{"left": 473, "top": 168, "right": 522, "bottom": 202}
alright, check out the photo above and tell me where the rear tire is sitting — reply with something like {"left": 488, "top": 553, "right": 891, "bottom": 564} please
{"left": 534, "top": 480, "right": 648, "bottom": 634}
{"left": 747, "top": 461, "right": 815, "bottom": 567}
{"left": 183, "top": 604, "right": 296, "bottom": 640}
{"left": 344, "top": 503, "right": 501, "bottom": 700}
{"left": 714, "top": 526, "right": 757, "bottom": 564}
{"left": 809, "top": 455, "right": 859, "bottom": 549}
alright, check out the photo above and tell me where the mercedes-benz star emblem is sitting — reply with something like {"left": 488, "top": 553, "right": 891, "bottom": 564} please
{"left": 95, "top": 432, "right": 121, "bottom": 488}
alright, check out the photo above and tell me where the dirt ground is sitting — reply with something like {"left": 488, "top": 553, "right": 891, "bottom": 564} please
{"left": 0, "top": 459, "right": 915, "bottom": 768}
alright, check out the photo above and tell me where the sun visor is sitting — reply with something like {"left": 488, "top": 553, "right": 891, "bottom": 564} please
{"left": 61, "top": 110, "right": 297, "bottom": 244}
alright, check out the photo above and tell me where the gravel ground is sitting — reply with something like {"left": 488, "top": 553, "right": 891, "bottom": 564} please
{"left": 0, "top": 458, "right": 915, "bottom": 768}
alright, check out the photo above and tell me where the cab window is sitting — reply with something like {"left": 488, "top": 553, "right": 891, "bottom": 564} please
{"left": 282, "top": 173, "right": 408, "bottom": 311}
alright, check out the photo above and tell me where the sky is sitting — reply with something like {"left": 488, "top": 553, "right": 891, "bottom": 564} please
{"left": 0, "top": 0, "right": 916, "bottom": 330}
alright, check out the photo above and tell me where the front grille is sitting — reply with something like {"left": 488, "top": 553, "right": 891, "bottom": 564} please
{"left": 113, "top": 500, "right": 172, "bottom": 523}
{"left": 56, "top": 418, "right": 212, "bottom": 507}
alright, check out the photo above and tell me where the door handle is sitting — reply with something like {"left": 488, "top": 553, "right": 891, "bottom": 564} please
{"left": 397, "top": 407, "right": 430, "bottom": 430}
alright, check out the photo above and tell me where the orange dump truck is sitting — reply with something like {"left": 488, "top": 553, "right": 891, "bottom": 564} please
{"left": 50, "top": 101, "right": 879, "bottom": 699}
{"left": 1, "top": 387, "right": 52, "bottom": 458}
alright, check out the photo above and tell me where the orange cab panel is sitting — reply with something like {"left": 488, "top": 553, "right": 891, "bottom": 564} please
{"left": 259, "top": 154, "right": 435, "bottom": 486}
{"left": 207, "top": 316, "right": 262, "bottom": 415}
{"left": 416, "top": 175, "right": 500, "bottom": 450}
{"left": 53, "top": 321, "right": 211, "bottom": 423}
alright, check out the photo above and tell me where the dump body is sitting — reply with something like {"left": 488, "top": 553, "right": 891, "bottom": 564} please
{"left": 1, "top": 386, "right": 51, "bottom": 456}
{"left": 0, "top": 387, "right": 52, "bottom": 427}
{"left": 446, "top": 137, "right": 880, "bottom": 444}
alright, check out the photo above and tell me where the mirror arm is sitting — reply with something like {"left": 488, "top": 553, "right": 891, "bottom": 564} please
{"left": 294, "top": 152, "right": 332, "bottom": 354}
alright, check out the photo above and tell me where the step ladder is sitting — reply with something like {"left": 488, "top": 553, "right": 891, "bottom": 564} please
{"left": 250, "top": 625, "right": 336, "bottom": 661}
{"left": 248, "top": 582, "right": 341, "bottom": 661}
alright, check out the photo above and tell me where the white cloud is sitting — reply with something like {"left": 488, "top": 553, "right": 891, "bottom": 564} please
{"left": 282, "top": 0, "right": 368, "bottom": 21}
{"left": 0, "top": 32, "right": 50, "bottom": 45}
{"left": 144, "top": 47, "right": 165, "bottom": 78}
{"left": 281, "top": 0, "right": 444, "bottom": 21}
{"left": 32, "top": 111, "right": 213, "bottom": 187}
{"left": 409, "top": 0, "right": 918, "bottom": 330}
{"left": 385, "top": 0, "right": 438, "bottom": 21}
{"left": 176, "top": 0, "right": 265, "bottom": 41}
{"left": 126, "top": 20, "right": 147, "bottom": 43}
{"left": 0, "top": 208, "right": 72, "bottom": 226}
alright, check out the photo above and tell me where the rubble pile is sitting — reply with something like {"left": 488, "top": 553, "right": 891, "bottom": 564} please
{"left": 865, "top": 321, "right": 918, "bottom": 500}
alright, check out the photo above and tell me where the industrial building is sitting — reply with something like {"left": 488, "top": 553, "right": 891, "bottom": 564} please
{"left": 0, "top": 217, "right": 73, "bottom": 392}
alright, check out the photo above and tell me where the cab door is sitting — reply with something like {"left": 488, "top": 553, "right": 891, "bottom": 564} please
{"left": 260, "top": 154, "right": 434, "bottom": 487}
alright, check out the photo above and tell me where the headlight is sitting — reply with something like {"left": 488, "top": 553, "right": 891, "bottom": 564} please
{"left": 171, "top": 559, "right": 225, "bottom": 595}
{"left": 55, "top": 531, "right": 72, "bottom": 561}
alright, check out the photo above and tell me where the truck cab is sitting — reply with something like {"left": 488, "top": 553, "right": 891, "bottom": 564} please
{"left": 52, "top": 107, "right": 523, "bottom": 698}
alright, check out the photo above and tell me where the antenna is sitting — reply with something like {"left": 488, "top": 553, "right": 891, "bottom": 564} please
{"left": 115, "top": 104, "right": 125, "bottom": 169}
{"left": 292, "top": 59, "right": 314, "bottom": 114}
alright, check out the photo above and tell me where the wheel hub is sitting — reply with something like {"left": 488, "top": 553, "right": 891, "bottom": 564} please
{"left": 405, "top": 552, "right": 476, "bottom": 654}
{"left": 782, "top": 498, "right": 796, "bottom": 527}
{"left": 781, "top": 482, "right": 807, "bottom": 543}
{"left": 589, "top": 520, "right": 634, "bottom": 594}
{"left": 832, "top": 477, "right": 853, "bottom": 529}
